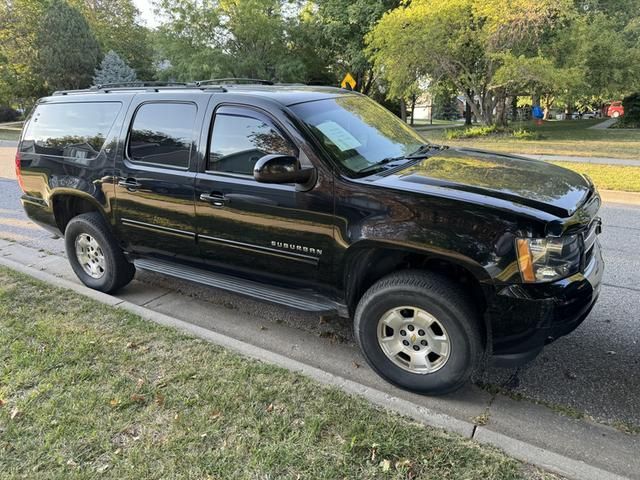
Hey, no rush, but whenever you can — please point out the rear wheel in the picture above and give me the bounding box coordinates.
[354,270,482,395]
[65,212,135,293]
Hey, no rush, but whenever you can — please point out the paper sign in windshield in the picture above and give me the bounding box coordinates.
[316,121,361,152]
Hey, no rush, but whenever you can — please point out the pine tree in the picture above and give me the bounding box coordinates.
[36,0,101,91]
[93,50,137,86]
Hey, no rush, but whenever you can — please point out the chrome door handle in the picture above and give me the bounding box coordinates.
[118,179,142,191]
[200,193,227,207]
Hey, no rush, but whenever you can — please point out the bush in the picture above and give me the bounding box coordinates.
[445,125,500,139]
[615,93,640,128]
[0,105,20,123]
[511,128,543,140]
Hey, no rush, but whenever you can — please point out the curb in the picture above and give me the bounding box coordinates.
[0,255,631,480]
[600,190,640,206]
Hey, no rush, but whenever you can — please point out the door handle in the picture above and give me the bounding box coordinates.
[118,178,142,191]
[200,192,228,207]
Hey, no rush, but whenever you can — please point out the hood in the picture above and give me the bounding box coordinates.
[375,147,592,217]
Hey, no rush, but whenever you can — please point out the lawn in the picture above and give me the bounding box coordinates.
[425,119,640,159]
[0,267,554,479]
[551,162,640,193]
[0,128,20,141]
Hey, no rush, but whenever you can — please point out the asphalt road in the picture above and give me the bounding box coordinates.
[0,151,638,430]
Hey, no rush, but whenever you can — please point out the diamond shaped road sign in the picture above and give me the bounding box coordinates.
[341,73,356,90]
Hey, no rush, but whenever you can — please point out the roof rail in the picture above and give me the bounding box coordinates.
[194,78,274,86]
[92,81,190,89]
[52,82,228,96]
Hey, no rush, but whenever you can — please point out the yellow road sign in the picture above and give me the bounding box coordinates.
[341,72,356,90]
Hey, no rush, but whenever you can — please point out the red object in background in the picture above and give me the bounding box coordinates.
[535,119,543,126]
[604,101,624,118]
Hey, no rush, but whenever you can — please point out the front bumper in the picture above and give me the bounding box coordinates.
[489,239,604,367]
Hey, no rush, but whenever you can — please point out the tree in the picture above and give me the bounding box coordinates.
[311,0,401,93]
[69,0,155,80]
[93,50,137,85]
[0,0,49,107]
[367,0,576,125]
[155,0,315,83]
[36,0,101,90]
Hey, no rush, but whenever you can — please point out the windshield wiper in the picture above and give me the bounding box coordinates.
[405,143,443,158]
[357,156,408,174]
[357,144,442,175]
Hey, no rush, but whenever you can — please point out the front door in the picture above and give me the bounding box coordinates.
[114,96,204,259]
[194,104,335,290]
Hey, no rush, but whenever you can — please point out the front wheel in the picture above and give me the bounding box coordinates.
[354,271,483,395]
[65,212,135,293]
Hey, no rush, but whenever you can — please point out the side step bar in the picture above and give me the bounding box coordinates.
[134,258,347,317]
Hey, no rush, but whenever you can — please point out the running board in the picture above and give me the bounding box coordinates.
[134,258,346,316]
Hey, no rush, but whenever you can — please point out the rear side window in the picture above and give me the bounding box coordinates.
[128,102,196,169]
[21,102,121,159]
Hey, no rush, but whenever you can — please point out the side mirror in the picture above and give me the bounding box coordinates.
[253,154,315,184]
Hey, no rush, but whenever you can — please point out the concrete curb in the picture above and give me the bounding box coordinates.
[0,254,630,480]
[600,190,640,206]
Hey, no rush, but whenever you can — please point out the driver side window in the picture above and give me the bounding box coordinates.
[208,109,297,175]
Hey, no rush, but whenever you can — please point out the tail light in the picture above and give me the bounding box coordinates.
[15,150,26,192]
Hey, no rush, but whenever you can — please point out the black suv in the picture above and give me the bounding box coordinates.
[16,81,603,394]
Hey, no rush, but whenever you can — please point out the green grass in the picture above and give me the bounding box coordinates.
[0,267,556,479]
[551,162,640,193]
[0,128,20,141]
[426,119,640,159]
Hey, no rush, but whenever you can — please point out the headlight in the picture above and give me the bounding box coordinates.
[515,235,581,283]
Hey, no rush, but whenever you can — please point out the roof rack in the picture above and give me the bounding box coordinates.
[92,81,190,89]
[194,78,274,86]
[52,82,228,96]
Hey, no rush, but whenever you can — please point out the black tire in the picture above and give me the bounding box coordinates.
[354,270,482,395]
[65,212,135,293]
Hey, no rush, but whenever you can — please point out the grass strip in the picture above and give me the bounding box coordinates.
[425,120,640,159]
[551,162,640,193]
[0,266,555,479]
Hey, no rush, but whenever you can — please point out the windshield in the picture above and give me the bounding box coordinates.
[291,95,426,175]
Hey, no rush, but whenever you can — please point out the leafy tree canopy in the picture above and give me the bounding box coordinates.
[36,0,101,91]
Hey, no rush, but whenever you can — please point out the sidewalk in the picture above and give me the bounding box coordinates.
[589,118,618,129]
[0,240,637,480]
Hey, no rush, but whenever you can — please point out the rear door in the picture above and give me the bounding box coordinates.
[193,103,336,289]
[113,94,206,259]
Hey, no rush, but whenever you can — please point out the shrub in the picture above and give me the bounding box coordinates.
[445,125,500,139]
[511,128,543,140]
[0,105,20,123]
[615,93,640,128]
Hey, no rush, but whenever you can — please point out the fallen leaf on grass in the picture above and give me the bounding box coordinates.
[155,392,165,407]
[266,403,274,413]
[210,410,221,419]
[10,407,21,420]
[0,398,5,407]
[109,399,120,408]
[130,394,146,404]
[126,342,138,349]
[380,459,391,472]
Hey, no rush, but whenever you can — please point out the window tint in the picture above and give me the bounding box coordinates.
[208,112,297,175]
[128,102,196,168]
[21,102,121,159]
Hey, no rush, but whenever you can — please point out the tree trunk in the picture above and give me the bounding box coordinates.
[410,94,416,126]
[464,89,473,125]
[400,99,407,122]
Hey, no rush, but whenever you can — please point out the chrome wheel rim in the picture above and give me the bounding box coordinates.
[75,233,106,279]
[377,306,451,374]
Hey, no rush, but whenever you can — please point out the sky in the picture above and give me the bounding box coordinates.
[133,0,161,28]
